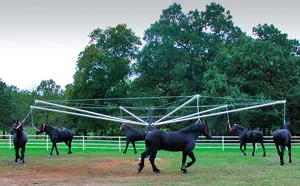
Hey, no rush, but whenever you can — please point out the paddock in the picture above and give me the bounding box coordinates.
[1,147,299,185]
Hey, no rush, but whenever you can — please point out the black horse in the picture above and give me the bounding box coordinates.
[120,123,147,154]
[36,123,73,156]
[138,121,212,174]
[230,124,266,157]
[273,124,292,165]
[11,120,28,165]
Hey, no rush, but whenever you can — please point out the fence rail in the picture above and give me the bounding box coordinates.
[1,135,300,151]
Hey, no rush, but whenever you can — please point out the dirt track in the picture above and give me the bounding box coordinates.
[0,156,172,186]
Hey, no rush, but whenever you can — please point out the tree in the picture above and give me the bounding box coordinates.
[34,79,64,126]
[0,81,15,135]
[66,24,141,134]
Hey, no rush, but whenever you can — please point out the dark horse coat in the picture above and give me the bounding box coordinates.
[273,124,292,165]
[11,121,28,165]
[138,121,212,174]
[120,123,147,154]
[230,124,266,157]
[36,124,73,156]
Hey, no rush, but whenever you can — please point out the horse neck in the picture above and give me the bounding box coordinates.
[178,123,204,138]
[125,125,137,133]
[235,125,247,135]
[45,125,56,135]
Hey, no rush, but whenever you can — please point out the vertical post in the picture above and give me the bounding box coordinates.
[31,110,34,127]
[9,135,12,149]
[283,101,286,125]
[197,96,201,122]
[119,136,121,152]
[46,135,49,150]
[226,105,231,130]
[82,135,85,150]
[222,136,224,151]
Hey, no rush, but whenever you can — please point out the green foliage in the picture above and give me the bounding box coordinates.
[2,2,300,135]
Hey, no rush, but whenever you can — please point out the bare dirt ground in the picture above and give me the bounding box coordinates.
[0,156,173,186]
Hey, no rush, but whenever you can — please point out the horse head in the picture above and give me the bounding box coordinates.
[35,123,46,135]
[11,120,23,135]
[203,121,212,139]
[120,123,127,132]
[229,124,237,134]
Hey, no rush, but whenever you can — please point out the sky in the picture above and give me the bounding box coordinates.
[0,0,299,91]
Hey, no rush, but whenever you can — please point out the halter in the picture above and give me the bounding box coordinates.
[120,123,127,131]
[12,122,22,130]
[36,124,46,134]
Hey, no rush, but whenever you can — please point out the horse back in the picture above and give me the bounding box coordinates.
[273,129,291,146]
[146,130,194,152]
[127,130,146,141]
[52,129,73,142]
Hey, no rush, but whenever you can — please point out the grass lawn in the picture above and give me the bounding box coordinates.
[0,147,299,185]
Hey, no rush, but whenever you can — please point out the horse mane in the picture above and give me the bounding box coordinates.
[44,124,57,132]
[178,122,203,134]
[235,124,247,130]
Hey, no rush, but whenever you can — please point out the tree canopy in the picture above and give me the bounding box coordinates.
[1,2,300,135]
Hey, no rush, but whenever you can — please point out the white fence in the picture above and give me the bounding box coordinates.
[1,135,300,151]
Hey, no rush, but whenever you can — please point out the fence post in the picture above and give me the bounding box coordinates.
[46,135,49,150]
[82,135,85,150]
[119,136,121,152]
[9,135,12,149]
[222,136,224,151]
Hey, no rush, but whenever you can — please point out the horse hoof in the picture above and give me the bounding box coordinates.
[263,154,266,157]
[182,169,188,174]
[154,170,161,174]
[21,163,26,166]
[138,166,143,173]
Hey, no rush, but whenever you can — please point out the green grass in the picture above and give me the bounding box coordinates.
[1,147,299,185]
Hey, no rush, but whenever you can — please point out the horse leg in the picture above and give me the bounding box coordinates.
[280,145,285,166]
[287,144,292,163]
[20,146,26,165]
[54,143,59,156]
[65,141,72,155]
[50,143,55,156]
[14,146,20,163]
[181,152,188,174]
[240,142,246,156]
[149,148,160,174]
[252,143,255,156]
[138,150,150,173]
[132,141,137,154]
[123,141,129,154]
[260,142,266,157]
[68,139,73,154]
[186,151,196,169]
